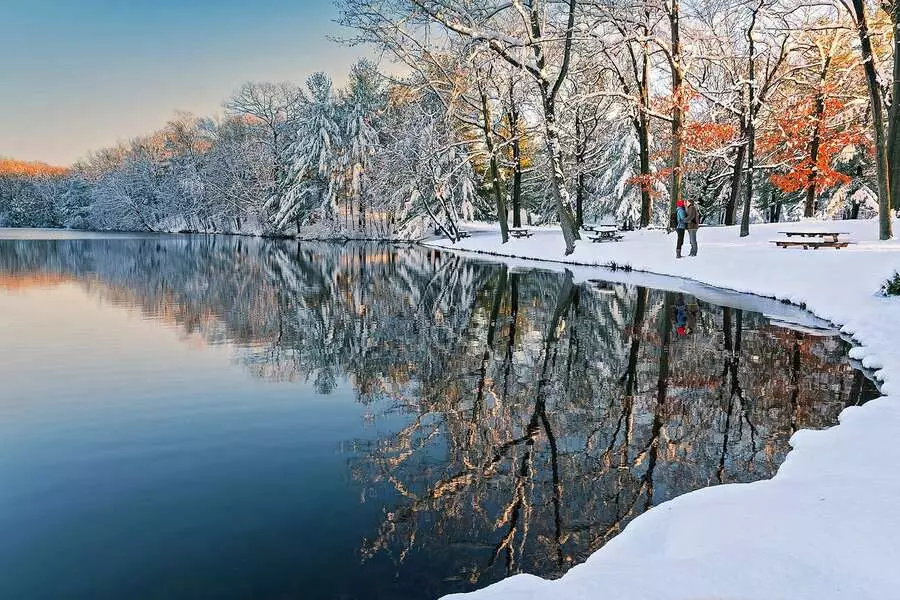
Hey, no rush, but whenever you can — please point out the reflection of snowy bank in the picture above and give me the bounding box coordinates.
[430,218,900,600]
[515,259,838,334]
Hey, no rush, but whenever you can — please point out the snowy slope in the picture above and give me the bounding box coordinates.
[427,218,900,600]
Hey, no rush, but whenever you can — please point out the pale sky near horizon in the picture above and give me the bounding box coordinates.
[0,0,364,165]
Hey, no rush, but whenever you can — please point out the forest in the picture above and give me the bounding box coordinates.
[1,0,898,249]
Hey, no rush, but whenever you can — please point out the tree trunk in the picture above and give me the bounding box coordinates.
[740,5,759,237]
[638,39,653,228]
[508,89,523,228]
[576,172,586,229]
[803,86,827,217]
[668,1,684,225]
[851,0,892,239]
[888,5,900,213]
[480,84,509,243]
[740,121,755,236]
[542,93,580,254]
[638,120,652,227]
[575,112,585,229]
[528,0,579,254]
[512,139,523,228]
[358,192,366,232]
[804,62,829,218]
[726,140,746,226]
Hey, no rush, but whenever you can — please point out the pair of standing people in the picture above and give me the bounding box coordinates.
[675,199,699,258]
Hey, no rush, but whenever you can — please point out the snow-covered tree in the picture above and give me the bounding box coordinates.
[339,59,386,233]
[270,73,342,233]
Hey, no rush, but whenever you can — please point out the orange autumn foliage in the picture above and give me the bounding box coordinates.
[759,92,868,195]
[626,173,664,197]
[684,122,736,153]
[0,159,69,178]
[651,86,695,115]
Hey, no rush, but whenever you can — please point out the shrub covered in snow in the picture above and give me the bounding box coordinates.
[882,272,900,296]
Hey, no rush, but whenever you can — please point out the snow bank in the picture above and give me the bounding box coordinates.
[427,219,900,600]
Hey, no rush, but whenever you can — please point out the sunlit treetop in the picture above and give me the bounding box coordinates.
[0,159,69,178]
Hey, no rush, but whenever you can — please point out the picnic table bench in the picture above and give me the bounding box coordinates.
[509,228,532,239]
[587,226,624,243]
[772,231,853,249]
[457,230,471,239]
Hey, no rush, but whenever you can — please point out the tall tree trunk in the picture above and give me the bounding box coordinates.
[803,88,825,217]
[358,193,366,232]
[508,86,523,228]
[850,0,892,239]
[740,4,760,237]
[480,83,509,243]
[888,5,900,213]
[726,139,746,226]
[740,122,755,236]
[575,112,585,229]
[638,119,652,227]
[542,93,580,254]
[668,1,684,226]
[638,43,652,227]
[529,0,580,254]
[576,172,586,229]
[804,58,830,218]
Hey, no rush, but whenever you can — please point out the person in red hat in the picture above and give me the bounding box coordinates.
[674,200,687,258]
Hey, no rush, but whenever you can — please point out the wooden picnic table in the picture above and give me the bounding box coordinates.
[587,228,624,243]
[509,228,532,239]
[772,230,852,249]
[779,231,849,243]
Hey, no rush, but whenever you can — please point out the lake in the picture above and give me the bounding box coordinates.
[0,231,879,600]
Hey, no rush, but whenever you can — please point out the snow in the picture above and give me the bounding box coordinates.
[426,218,900,600]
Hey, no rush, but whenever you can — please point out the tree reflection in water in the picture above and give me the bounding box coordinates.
[0,236,879,591]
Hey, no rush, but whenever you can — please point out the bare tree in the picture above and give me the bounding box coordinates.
[338,0,582,253]
[224,81,304,189]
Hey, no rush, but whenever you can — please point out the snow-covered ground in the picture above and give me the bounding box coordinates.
[427,218,900,600]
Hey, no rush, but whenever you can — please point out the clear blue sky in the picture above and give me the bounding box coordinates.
[0,0,362,165]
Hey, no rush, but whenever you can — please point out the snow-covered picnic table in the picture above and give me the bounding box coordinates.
[587,229,623,243]
[773,230,852,249]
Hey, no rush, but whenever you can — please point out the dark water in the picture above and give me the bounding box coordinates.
[0,233,879,600]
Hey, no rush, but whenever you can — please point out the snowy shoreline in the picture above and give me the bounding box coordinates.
[427,219,900,600]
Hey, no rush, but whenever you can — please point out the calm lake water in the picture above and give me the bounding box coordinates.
[0,232,879,600]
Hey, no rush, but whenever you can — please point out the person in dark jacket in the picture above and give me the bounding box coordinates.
[685,198,699,256]
[674,200,687,258]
